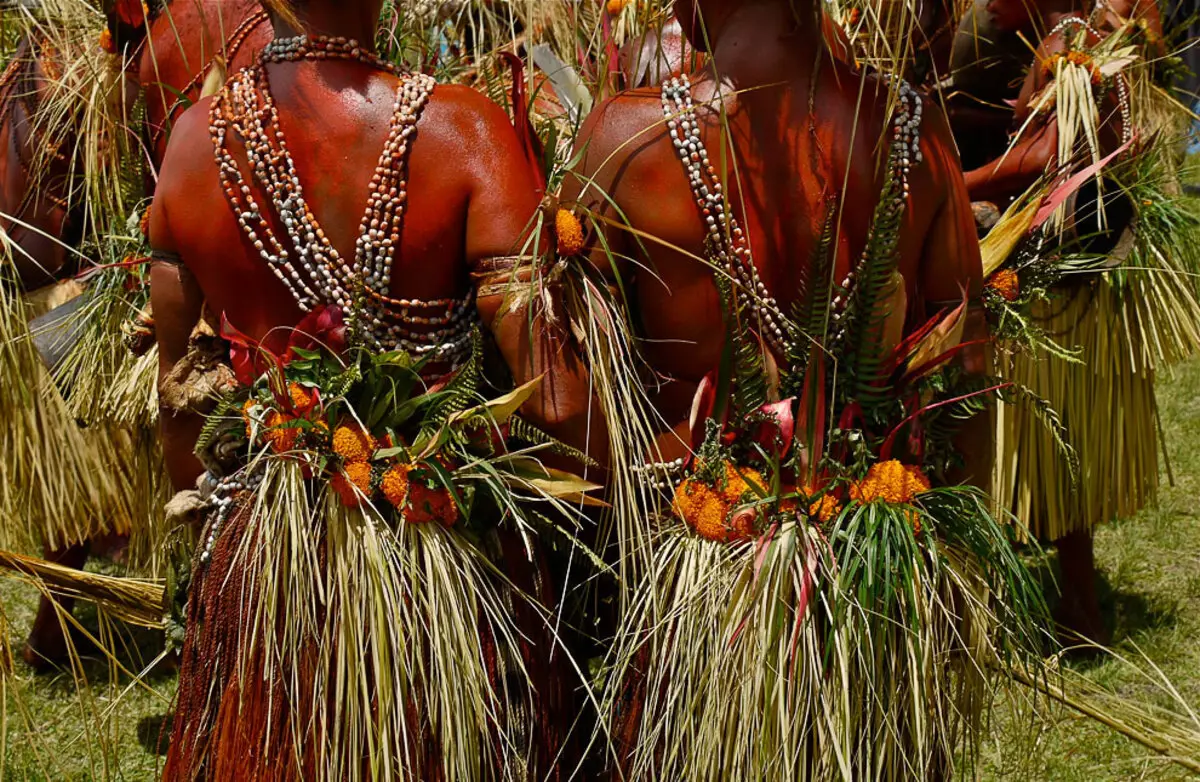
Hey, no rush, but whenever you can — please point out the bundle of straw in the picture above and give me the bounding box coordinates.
[0,549,164,628]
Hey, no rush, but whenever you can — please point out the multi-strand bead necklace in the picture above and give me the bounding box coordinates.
[648,73,924,482]
[659,73,924,359]
[210,35,475,366]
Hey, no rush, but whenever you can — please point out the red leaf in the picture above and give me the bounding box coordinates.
[752,398,796,458]
[112,0,146,28]
[880,383,1012,458]
[221,314,281,387]
[899,339,991,387]
[689,371,718,451]
[1033,137,1135,229]
[286,305,347,361]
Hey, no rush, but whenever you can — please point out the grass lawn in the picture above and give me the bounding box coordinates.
[5,343,1200,780]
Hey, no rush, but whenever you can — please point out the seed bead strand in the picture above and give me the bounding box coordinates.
[661,76,791,357]
[210,34,475,365]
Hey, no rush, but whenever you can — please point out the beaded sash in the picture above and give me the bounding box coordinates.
[211,36,476,368]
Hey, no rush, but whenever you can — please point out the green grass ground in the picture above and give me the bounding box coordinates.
[5,361,1200,780]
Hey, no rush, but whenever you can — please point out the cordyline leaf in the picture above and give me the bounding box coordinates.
[880,382,1011,460]
[900,339,991,387]
[752,398,796,458]
[1033,137,1134,228]
[981,193,1044,277]
[447,375,544,428]
[904,296,966,373]
[689,371,718,451]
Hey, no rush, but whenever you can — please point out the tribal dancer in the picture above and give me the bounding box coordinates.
[950,0,1199,643]
[564,0,1047,777]
[150,0,593,778]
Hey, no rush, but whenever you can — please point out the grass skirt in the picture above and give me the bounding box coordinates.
[164,459,579,781]
[604,490,1046,779]
[994,279,1164,539]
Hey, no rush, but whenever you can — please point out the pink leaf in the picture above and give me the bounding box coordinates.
[752,398,796,458]
[1033,137,1135,229]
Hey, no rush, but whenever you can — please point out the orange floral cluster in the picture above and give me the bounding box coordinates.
[784,489,843,525]
[556,209,584,257]
[1042,51,1102,86]
[99,29,115,54]
[672,462,765,542]
[849,460,931,533]
[606,0,630,16]
[329,422,458,525]
[244,385,458,524]
[987,268,1020,302]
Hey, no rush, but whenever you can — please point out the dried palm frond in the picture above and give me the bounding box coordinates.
[993,280,1159,540]
[1005,656,1200,775]
[0,548,164,628]
[0,239,130,552]
[168,454,581,780]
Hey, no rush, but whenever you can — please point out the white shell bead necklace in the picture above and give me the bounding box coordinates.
[210,35,475,366]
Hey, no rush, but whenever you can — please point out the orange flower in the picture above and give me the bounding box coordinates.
[331,461,374,507]
[139,206,151,239]
[556,209,584,257]
[381,463,412,509]
[673,479,731,541]
[987,268,1020,302]
[406,481,459,526]
[672,462,767,542]
[289,382,317,415]
[808,492,843,524]
[99,28,115,54]
[264,411,299,454]
[850,460,931,505]
[242,399,261,438]
[332,423,376,462]
[606,0,629,15]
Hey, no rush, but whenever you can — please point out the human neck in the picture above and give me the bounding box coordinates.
[271,6,382,51]
[705,2,820,83]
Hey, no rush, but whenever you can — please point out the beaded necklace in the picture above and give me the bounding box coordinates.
[210,35,475,366]
[659,74,922,358]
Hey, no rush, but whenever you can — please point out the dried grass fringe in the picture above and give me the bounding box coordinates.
[994,279,1161,540]
[165,458,578,782]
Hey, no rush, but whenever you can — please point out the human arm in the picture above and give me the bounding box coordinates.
[457,87,604,467]
[148,110,207,492]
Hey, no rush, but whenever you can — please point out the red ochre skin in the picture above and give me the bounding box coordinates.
[151,1,594,491]
[139,0,273,166]
[0,2,269,291]
[565,0,989,481]
[0,40,83,291]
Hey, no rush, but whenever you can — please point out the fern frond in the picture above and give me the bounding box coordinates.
[837,149,907,409]
[508,415,599,467]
